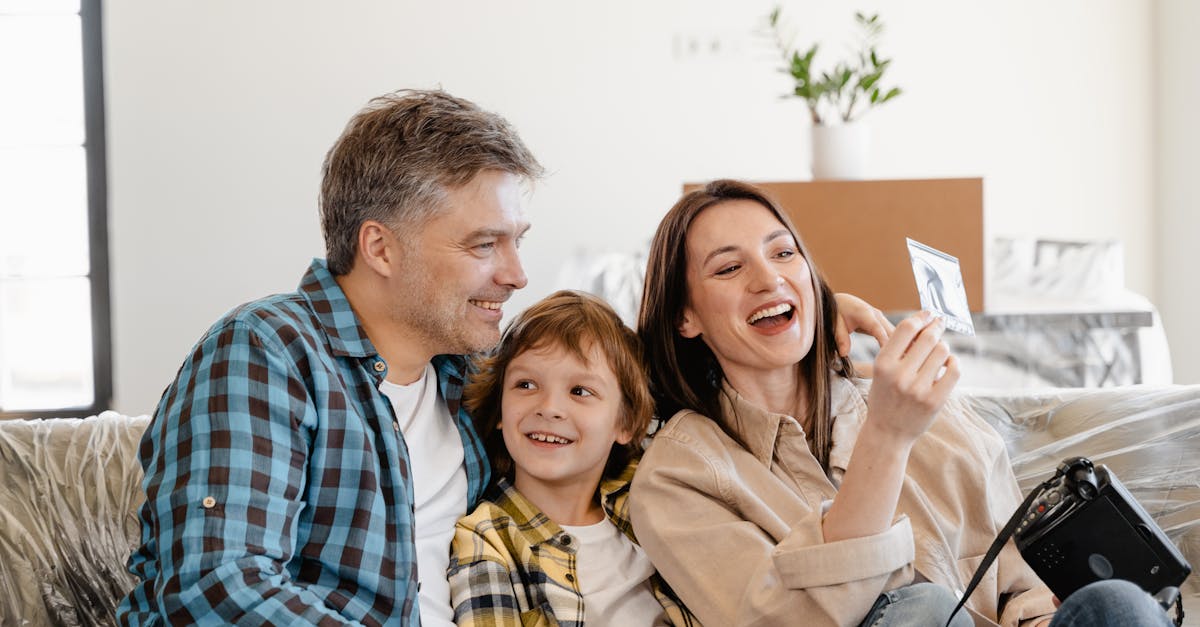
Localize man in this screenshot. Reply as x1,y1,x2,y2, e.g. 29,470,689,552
118,90,542,625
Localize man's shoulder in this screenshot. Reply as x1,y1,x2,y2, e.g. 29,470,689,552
222,291,314,332
194,290,326,353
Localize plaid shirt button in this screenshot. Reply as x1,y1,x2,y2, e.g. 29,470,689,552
202,496,216,509
373,360,386,372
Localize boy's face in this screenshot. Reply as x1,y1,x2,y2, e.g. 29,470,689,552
501,341,632,499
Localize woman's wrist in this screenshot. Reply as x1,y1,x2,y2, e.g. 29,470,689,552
857,416,920,457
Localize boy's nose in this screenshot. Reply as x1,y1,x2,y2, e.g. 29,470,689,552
535,406,564,420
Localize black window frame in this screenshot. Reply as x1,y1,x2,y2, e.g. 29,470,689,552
0,0,111,420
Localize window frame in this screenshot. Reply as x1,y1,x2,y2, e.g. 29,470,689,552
0,0,112,420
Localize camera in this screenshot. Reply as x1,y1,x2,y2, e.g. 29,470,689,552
1014,457,1191,602
949,457,1191,627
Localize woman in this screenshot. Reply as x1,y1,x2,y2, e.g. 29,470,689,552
629,180,1172,627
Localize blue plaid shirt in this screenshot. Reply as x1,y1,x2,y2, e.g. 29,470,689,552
118,259,491,626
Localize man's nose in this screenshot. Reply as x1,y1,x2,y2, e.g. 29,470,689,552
497,241,527,290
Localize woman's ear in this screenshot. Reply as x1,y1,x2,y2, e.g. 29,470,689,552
677,307,702,339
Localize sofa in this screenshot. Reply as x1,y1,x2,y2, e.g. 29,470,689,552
2,387,1198,626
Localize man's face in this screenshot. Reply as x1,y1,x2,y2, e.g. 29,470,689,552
389,170,529,357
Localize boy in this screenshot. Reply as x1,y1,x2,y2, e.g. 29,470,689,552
447,290,698,626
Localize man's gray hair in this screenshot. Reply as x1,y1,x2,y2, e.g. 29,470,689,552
319,89,544,275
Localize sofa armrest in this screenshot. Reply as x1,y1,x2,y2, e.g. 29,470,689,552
0,411,150,625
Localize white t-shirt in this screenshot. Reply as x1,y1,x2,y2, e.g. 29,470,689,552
559,518,668,627
379,363,467,627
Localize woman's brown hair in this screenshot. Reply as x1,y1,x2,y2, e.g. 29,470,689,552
636,179,854,470
465,290,654,482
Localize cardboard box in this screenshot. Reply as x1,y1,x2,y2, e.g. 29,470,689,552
683,178,984,312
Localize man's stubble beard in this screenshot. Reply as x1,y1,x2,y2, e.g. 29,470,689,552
390,252,500,358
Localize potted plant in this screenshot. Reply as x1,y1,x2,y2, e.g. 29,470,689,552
767,7,902,179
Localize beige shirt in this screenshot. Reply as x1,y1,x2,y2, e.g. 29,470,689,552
629,376,1055,627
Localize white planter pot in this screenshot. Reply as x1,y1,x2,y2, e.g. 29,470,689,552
811,123,870,180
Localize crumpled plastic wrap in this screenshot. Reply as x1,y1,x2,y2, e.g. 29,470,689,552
0,412,149,626
963,385,1200,621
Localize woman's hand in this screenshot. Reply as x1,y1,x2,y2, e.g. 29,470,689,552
866,311,959,444
833,293,894,357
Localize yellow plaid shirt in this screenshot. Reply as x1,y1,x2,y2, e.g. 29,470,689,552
447,459,699,627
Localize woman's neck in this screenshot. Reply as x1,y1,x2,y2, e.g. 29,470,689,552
723,364,809,421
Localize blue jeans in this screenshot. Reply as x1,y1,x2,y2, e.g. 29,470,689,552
857,582,972,627
1051,580,1175,627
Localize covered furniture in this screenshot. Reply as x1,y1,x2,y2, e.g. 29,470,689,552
2,387,1198,625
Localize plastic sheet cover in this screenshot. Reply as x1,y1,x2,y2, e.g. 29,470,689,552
2,389,1198,624
964,384,1200,623
0,412,148,626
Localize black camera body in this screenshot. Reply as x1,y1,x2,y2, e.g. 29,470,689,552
1013,457,1192,600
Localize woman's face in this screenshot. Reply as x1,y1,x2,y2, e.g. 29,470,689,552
678,199,817,381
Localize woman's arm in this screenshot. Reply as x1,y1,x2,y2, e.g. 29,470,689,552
823,311,959,543
631,427,916,627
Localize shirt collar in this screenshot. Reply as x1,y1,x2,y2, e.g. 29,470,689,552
716,375,864,469
297,258,377,358
599,457,638,539
492,477,566,548
717,382,789,467
491,457,640,549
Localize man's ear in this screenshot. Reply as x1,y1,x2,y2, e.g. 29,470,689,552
357,220,397,278
677,307,702,339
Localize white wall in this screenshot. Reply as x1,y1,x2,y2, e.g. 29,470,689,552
1156,0,1200,384
104,1,1163,414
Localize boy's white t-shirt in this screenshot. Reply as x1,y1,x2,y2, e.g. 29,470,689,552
379,363,467,627
560,518,669,627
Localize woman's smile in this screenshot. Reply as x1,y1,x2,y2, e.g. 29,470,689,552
746,301,797,333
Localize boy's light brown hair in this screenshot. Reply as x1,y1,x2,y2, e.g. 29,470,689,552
465,290,653,482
